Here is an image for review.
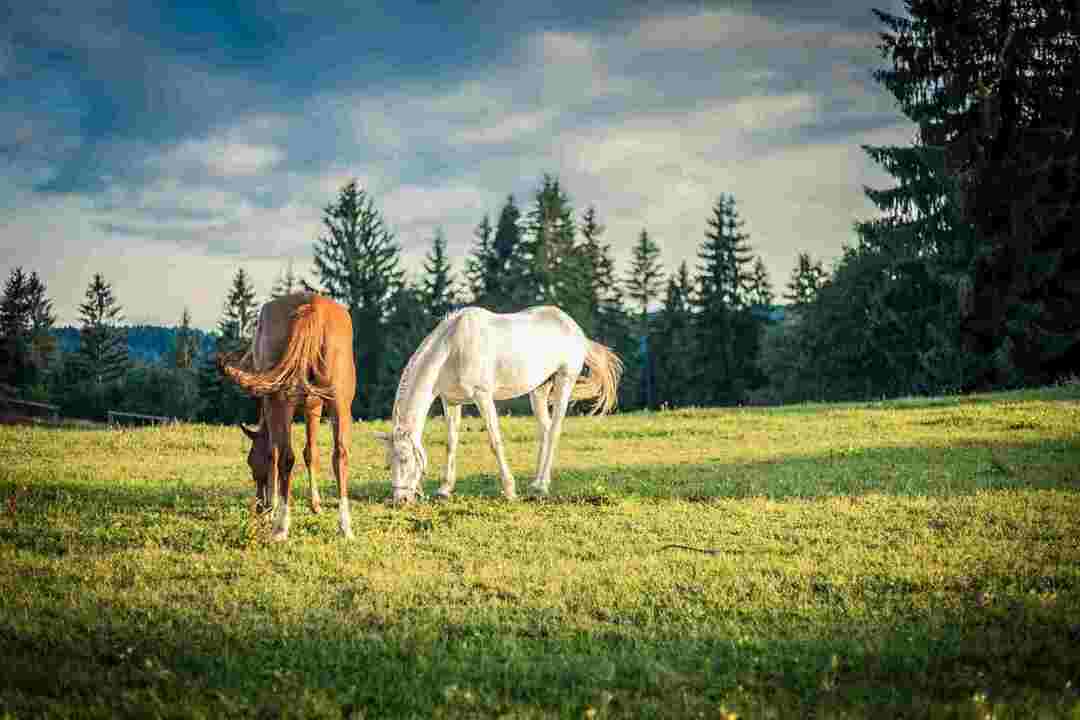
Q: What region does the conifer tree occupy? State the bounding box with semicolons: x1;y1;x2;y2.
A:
522;175;586;321
784;253;826;308
219;268;259;351
421;228;458;320
491;195;526;311
311;179;403;418
653;261;697;407
0;268;30;386
466;214;497;307
198;269;259;423
75;273;128;386
271;260;305;299
694;194;758;405
747;257;775;309
624;228;664;407
174;307;198;369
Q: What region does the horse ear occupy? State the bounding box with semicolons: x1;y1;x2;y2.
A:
240;423;261;441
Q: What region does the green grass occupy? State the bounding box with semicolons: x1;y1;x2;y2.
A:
2;386;1079;718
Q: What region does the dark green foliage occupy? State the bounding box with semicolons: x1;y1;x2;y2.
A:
377;284;438;415
198;269;259;424
74;274;128;387
311;180;404;420
465;214;498;309
270;260;306;299
0;268;56;391
784;252;826;308
624;229;664;408
421;228;458;321
653;262;698;407
522;175;589;323
173;308;198;370
693;195;764;405
467;196;529;313
746;256;774;309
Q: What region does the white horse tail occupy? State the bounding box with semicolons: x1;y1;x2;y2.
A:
572;340;624;415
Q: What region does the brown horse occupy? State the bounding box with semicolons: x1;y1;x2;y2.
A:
219;292;356;541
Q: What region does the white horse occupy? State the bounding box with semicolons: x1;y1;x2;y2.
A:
376;306;623;503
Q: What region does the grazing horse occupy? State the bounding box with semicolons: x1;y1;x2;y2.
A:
377;305;623;504
219;292;355;541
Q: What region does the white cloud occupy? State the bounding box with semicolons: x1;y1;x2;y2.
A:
156;138;283;178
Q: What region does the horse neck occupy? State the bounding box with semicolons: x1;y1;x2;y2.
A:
392;338;448;439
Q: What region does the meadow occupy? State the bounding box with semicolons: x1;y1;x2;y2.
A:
2;386;1079;718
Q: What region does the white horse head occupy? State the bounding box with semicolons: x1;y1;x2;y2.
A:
375;427;427;503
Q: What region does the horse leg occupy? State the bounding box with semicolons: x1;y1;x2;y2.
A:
473;390;516;500
535;372;575;494
436;398;461;499
528;382;553;495
270;399;298;542
332;400;353;539
304;399;323;514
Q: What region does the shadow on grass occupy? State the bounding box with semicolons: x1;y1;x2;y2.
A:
3;435;1077;520
2;572;1079;719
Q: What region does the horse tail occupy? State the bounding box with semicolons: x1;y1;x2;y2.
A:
219;301;334;400
572;340;624;415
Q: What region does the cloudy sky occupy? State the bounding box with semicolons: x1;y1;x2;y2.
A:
1;0;913;330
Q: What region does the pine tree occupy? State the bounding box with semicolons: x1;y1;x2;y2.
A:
653;261;697;407
872;1;1080;386
422;228;458;320
312;179;403;419
522;175;586;321
25;272;57;384
784;253;826;308
624;228;664;408
219;268;259;351
491;195;526;311
199;271;259;424
174;307;198;369
624;229;664;329
578;206;616;340
466;214;497;307
747;257;774;309
0;268;33;387
271;260;305;299
694;194;758;405
75;273;128;386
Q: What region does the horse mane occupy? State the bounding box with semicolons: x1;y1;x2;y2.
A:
392;308;466;426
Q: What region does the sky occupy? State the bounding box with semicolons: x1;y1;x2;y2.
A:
1;0;914;330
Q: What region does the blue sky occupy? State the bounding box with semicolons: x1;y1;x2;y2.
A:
1;0;912;329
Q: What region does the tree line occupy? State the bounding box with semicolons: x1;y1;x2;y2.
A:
2;0;1076;421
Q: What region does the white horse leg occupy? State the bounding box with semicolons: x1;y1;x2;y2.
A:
528;383;553;495
536;372;575;494
474;390;517;500
332;403;353;540
437;399;461;498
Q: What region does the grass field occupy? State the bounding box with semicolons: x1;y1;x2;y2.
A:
2;386;1080;718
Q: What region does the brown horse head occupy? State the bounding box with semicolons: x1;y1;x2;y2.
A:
240;422;272;510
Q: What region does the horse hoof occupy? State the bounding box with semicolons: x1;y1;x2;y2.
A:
270;531;289;543
432;491;452;502
311;502;323;514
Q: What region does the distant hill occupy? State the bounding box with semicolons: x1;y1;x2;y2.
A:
53;325;218;366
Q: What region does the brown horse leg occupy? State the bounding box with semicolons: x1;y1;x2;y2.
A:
332;399;353;539
304;399;323;514
270;397;298;542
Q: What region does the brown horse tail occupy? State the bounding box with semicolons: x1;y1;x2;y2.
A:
571;340;624;415
219;302;334;400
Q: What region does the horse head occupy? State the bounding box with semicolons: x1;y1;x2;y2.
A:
375;426;427;504
240;421;273;510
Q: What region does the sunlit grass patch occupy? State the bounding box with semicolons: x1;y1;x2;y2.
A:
1;386;1079;717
